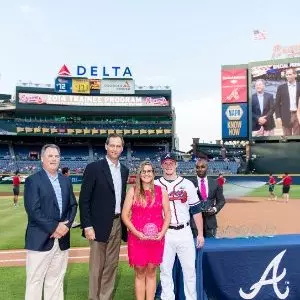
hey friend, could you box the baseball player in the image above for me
[155,153,205,300]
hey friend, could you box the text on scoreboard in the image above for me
[222,103,248,139]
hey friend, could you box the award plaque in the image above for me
[199,199,214,213]
[142,223,159,238]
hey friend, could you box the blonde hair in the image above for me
[134,161,155,207]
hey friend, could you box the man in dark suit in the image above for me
[79,133,129,300]
[190,158,225,238]
[252,79,275,137]
[275,68,300,136]
[24,144,77,300]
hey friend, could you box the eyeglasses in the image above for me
[141,170,153,175]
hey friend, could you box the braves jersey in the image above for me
[155,176,200,225]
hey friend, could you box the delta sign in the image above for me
[57,64,132,78]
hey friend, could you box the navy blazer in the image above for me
[252,92,275,131]
[24,169,77,251]
[79,159,129,243]
[189,177,225,236]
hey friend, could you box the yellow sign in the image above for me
[92,129,98,135]
[164,129,172,134]
[72,79,90,94]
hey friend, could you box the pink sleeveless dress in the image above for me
[127,185,165,267]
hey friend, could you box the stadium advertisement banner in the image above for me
[16,127,172,136]
[100,79,135,94]
[249,59,300,139]
[18,93,169,107]
[72,78,90,94]
[89,79,101,90]
[222,68,247,103]
[55,77,72,93]
[222,103,248,139]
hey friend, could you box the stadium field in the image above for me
[246,184,300,198]
[0,262,135,300]
[1,183,300,249]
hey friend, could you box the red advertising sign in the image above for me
[221,69,247,103]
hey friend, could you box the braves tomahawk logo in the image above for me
[239,250,289,299]
[226,88,240,101]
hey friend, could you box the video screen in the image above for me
[250,59,300,138]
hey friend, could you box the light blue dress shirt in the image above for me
[44,169,62,217]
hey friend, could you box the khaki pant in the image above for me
[283,112,300,136]
[89,218,121,300]
[25,239,69,300]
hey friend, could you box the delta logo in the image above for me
[57,64,132,78]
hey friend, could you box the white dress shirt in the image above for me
[106,156,122,214]
[288,82,297,111]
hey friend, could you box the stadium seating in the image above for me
[1,143,241,175]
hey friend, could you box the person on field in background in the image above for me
[277,172,292,203]
[12,170,21,207]
[267,173,277,201]
[217,173,226,191]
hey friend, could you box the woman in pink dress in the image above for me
[122,161,171,300]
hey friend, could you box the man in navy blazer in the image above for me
[275,68,300,136]
[252,79,275,137]
[79,133,129,300]
[24,144,77,300]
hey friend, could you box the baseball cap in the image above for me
[160,152,177,163]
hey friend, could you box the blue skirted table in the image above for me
[156,234,300,300]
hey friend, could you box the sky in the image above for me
[0,0,300,151]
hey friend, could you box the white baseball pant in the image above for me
[160,225,197,300]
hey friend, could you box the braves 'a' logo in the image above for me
[169,188,187,203]
[239,250,289,299]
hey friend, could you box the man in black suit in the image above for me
[275,68,300,136]
[24,144,77,300]
[79,133,129,300]
[190,158,225,238]
[252,79,275,137]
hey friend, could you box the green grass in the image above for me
[0,262,135,300]
[246,184,300,198]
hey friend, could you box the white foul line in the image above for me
[0,245,127,255]
[0,254,128,263]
